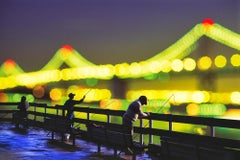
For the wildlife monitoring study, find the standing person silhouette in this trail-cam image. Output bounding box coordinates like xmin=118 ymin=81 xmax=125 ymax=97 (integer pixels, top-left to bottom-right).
xmin=122 ymin=95 xmax=150 ymax=153
xmin=15 ymin=96 xmax=29 ymax=128
xmin=64 ymin=93 xmax=85 ymax=141
xmin=64 ymin=93 xmax=85 ymax=122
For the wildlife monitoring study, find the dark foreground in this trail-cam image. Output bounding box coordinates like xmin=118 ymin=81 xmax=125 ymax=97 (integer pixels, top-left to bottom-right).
xmin=0 ymin=123 xmax=155 ymax=160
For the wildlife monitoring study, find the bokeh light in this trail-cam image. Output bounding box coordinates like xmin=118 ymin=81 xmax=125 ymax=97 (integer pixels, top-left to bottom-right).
xmin=197 ymin=56 xmax=212 ymax=70
xmin=230 ymin=54 xmax=240 ymax=67
xmin=171 ymin=59 xmax=183 ymax=72
xmin=33 ymin=85 xmax=45 ymax=98
xmin=230 ymin=92 xmax=240 ymax=104
xmin=183 ymin=58 xmax=196 ymax=71
xmin=214 ymin=55 xmax=227 ymax=68
xmin=50 ymin=88 xmax=63 ymax=101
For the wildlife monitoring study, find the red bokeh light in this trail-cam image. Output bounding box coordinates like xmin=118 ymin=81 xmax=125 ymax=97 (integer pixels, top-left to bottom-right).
xmin=202 ymin=18 xmax=214 ymax=25
xmin=202 ymin=18 xmax=214 ymax=30
xmin=3 ymin=59 xmax=16 ymax=71
xmin=62 ymin=45 xmax=73 ymax=51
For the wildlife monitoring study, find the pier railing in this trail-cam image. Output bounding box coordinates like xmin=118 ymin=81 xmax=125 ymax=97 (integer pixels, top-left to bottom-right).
xmin=1 ymin=102 xmax=240 ymax=146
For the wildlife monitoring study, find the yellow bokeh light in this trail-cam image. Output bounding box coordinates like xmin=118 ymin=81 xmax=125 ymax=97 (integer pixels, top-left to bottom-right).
xmin=161 ymin=60 xmax=172 ymax=73
xmin=97 ymin=64 xmax=115 ymax=78
xmin=171 ymin=59 xmax=183 ymax=72
xmin=174 ymin=91 xmax=189 ymax=103
xmin=186 ymin=103 xmax=199 ymax=116
xmin=115 ymin=63 xmax=130 ymax=77
xmin=129 ymin=62 xmax=142 ymax=76
xmin=148 ymin=61 xmax=161 ymax=73
xmin=197 ymin=56 xmax=212 ymax=70
xmin=93 ymin=89 xmax=111 ymax=101
xmin=50 ymin=88 xmax=63 ymax=101
xmin=214 ymin=55 xmax=227 ymax=68
xmin=100 ymin=99 xmax=121 ymax=110
xmin=192 ymin=91 xmax=204 ymax=103
xmin=230 ymin=54 xmax=240 ymax=67
xmin=183 ymin=58 xmax=196 ymax=71
xmin=230 ymin=92 xmax=240 ymax=104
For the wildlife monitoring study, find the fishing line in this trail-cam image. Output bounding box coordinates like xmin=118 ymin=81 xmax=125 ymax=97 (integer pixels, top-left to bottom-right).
xmin=83 ymin=89 xmax=92 ymax=97
xmin=46 ymin=89 xmax=93 ymax=135
xmin=155 ymin=94 xmax=175 ymax=113
xmin=144 ymin=94 xmax=175 ymax=128
xmin=73 ymin=89 xmax=94 ymax=118
xmin=73 ymin=99 xmax=117 ymax=129
xmin=73 ymin=88 xmax=92 ymax=116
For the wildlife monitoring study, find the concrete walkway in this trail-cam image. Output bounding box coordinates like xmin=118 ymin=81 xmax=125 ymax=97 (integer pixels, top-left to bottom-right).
xmin=0 ymin=123 xmax=155 ymax=160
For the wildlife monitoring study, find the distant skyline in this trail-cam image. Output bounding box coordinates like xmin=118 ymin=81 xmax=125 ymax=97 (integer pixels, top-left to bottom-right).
xmin=1 ymin=0 xmax=240 ymax=72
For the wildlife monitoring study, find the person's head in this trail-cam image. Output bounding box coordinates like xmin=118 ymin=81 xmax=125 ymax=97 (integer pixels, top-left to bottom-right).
xmin=21 ymin=96 xmax=26 ymax=102
xmin=68 ymin=93 xmax=75 ymax=99
xmin=139 ymin=95 xmax=147 ymax=105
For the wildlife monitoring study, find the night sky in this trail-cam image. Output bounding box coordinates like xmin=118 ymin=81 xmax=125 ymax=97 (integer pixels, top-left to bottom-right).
xmin=1 ymin=0 xmax=239 ymax=72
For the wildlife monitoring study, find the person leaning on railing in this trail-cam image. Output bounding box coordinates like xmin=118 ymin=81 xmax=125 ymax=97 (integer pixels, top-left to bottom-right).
xmin=122 ymin=95 xmax=150 ymax=154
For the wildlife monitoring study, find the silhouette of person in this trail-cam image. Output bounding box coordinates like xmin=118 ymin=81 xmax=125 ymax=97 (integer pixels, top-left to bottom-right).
xmin=122 ymin=95 xmax=150 ymax=153
xmin=64 ymin=93 xmax=85 ymax=141
xmin=123 ymin=95 xmax=150 ymax=135
xmin=15 ymin=96 xmax=29 ymax=128
xmin=64 ymin=93 xmax=85 ymax=122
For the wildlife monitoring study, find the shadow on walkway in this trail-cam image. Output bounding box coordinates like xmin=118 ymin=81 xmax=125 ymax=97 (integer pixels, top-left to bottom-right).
xmin=0 ymin=123 xmax=154 ymax=160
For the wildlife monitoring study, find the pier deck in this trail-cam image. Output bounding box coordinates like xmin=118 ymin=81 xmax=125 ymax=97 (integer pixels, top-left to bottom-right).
xmin=0 ymin=123 xmax=154 ymax=160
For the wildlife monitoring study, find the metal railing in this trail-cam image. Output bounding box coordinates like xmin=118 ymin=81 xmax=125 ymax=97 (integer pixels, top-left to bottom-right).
xmin=1 ymin=102 xmax=240 ymax=146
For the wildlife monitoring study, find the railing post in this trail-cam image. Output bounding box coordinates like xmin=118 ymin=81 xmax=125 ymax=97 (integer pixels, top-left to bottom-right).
xmin=210 ymin=126 xmax=215 ymax=137
xmin=62 ymin=106 xmax=65 ymax=117
xmin=87 ymin=112 xmax=90 ymax=121
xmin=169 ymin=114 xmax=172 ymax=132
xmin=140 ymin=119 xmax=143 ymax=144
xmin=149 ymin=119 xmax=153 ymax=144
xmin=44 ymin=105 xmax=46 ymax=116
xmin=107 ymin=114 xmax=110 ymax=124
xmin=34 ymin=105 xmax=36 ymax=121
xmin=56 ymin=105 xmax=59 ymax=116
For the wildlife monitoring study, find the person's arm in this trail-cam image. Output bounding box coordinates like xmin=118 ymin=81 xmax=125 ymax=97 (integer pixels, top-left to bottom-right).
xmin=74 ymin=95 xmax=86 ymax=104
xmin=25 ymin=101 xmax=29 ymax=110
xmin=137 ymin=105 xmax=150 ymax=118
xmin=139 ymin=111 xmax=149 ymax=117
xmin=79 ymin=95 xmax=86 ymax=103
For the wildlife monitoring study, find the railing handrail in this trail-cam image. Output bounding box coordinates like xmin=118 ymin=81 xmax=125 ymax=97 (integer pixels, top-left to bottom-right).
xmin=1 ymin=102 xmax=240 ymax=141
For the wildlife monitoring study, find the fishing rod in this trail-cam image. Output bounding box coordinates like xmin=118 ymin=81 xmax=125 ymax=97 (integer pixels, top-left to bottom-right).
xmin=46 ymin=89 xmax=93 ymax=136
xmin=155 ymin=94 xmax=175 ymax=113
xmin=72 ymin=88 xmax=93 ymax=116
xmin=83 ymin=89 xmax=92 ymax=97
xmin=66 ymin=88 xmax=92 ymax=118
